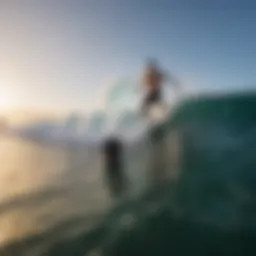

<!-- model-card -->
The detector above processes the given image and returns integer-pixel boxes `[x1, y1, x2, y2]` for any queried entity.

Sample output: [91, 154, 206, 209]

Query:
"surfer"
[141, 59, 180, 117]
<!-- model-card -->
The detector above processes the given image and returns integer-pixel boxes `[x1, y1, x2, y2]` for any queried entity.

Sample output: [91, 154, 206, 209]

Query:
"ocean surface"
[0, 92, 256, 256]
[0, 136, 149, 256]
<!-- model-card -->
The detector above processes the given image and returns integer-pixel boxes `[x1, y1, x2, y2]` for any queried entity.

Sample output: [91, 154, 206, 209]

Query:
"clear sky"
[0, 0, 256, 116]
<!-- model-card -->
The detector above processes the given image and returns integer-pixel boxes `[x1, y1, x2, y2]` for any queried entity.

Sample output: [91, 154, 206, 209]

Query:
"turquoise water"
[1, 92, 256, 255]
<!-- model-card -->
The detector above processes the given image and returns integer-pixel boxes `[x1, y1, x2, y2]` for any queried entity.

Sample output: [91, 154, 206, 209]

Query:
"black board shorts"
[103, 138, 123, 171]
[143, 90, 162, 108]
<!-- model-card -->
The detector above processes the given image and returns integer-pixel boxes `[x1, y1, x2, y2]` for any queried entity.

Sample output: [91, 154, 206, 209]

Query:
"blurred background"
[0, 1, 255, 255]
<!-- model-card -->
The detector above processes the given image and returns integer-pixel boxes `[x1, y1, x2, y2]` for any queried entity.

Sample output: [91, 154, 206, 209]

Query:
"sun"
[0, 88, 15, 109]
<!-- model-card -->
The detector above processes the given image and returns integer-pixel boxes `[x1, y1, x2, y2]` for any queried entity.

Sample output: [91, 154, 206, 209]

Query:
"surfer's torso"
[143, 68, 165, 92]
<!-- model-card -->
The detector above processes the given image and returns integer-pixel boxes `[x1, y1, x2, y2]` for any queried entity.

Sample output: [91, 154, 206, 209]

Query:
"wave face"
[66, 92, 256, 255]
[82, 92, 256, 256]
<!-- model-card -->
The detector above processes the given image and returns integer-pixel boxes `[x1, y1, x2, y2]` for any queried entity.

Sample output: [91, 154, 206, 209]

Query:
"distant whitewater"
[13, 110, 147, 146]
[12, 78, 182, 146]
